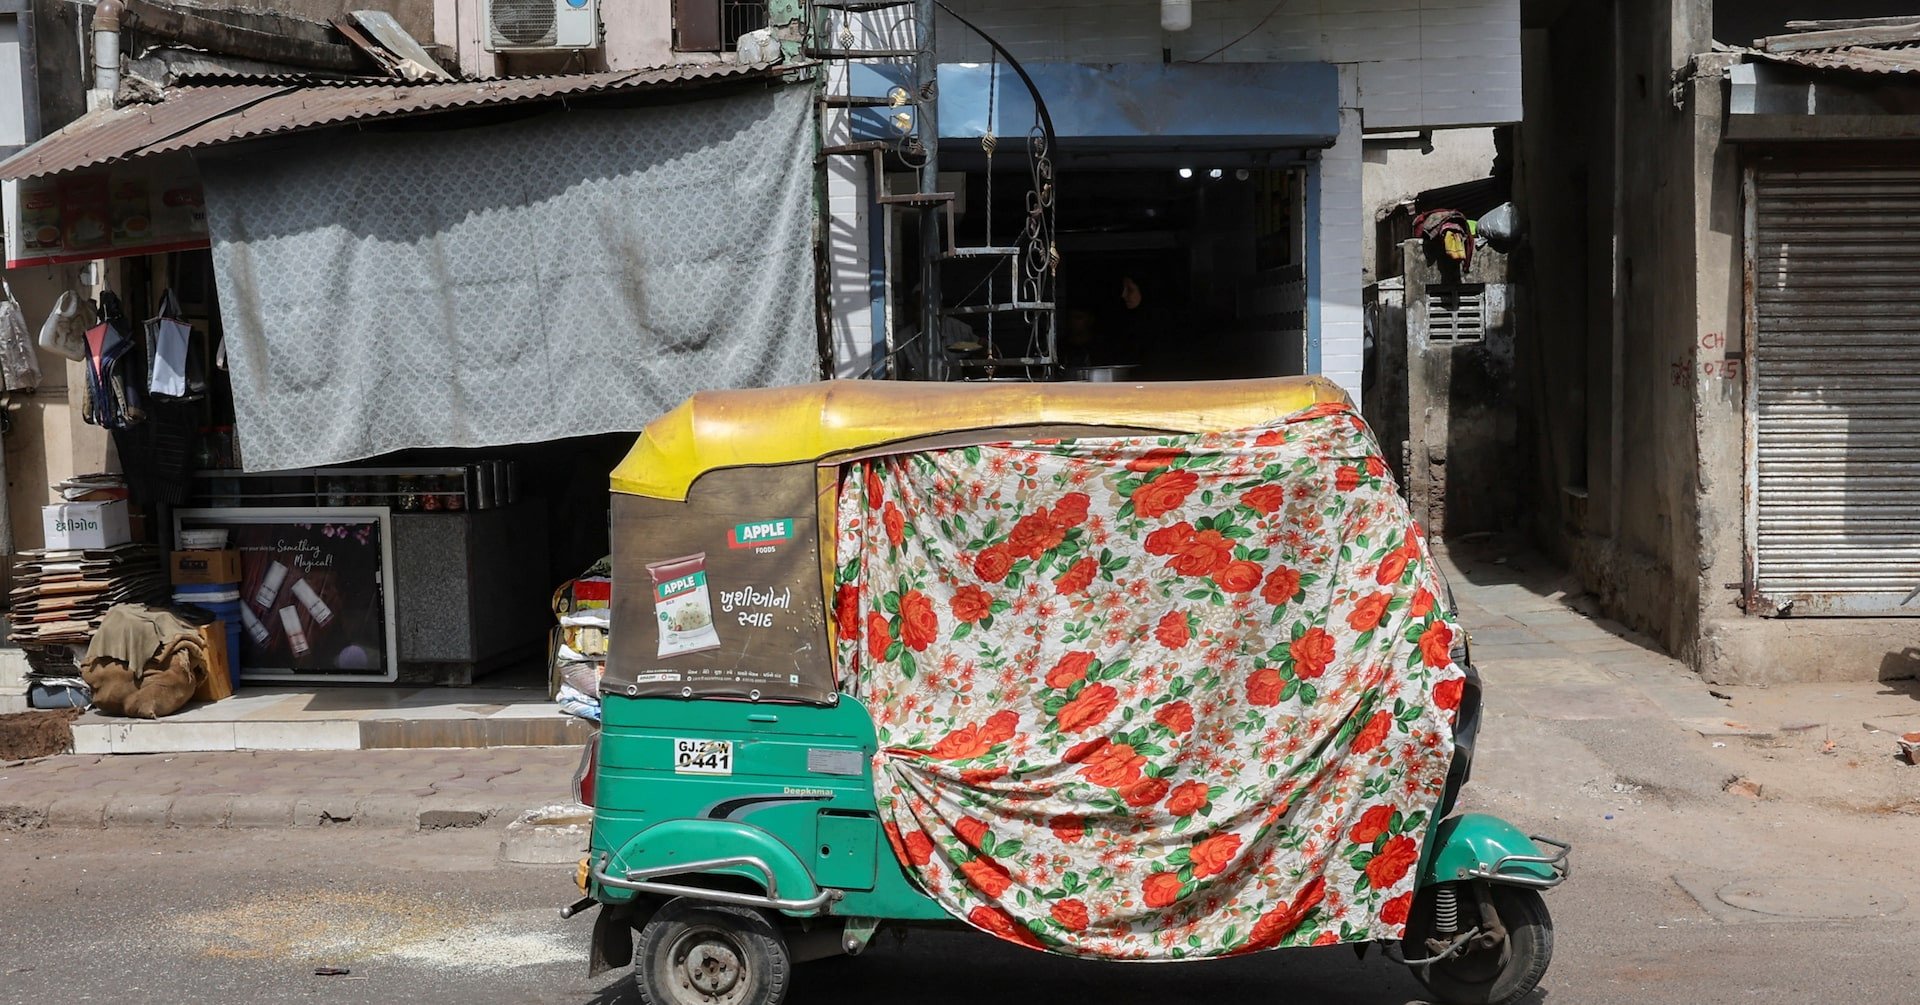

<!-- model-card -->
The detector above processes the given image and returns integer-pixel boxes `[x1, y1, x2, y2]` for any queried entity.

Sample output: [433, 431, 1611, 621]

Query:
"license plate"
[673, 738, 733, 775]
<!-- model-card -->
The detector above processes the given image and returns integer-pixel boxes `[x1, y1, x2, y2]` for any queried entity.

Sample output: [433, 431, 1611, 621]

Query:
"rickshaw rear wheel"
[1405, 883, 1553, 1005]
[634, 898, 791, 1005]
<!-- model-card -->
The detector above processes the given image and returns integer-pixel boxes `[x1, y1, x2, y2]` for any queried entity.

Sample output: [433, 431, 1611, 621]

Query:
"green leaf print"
[898, 650, 916, 678]
[883, 592, 901, 614]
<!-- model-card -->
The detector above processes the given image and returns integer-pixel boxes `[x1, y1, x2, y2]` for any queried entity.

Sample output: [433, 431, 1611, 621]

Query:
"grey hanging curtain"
[201, 83, 819, 471]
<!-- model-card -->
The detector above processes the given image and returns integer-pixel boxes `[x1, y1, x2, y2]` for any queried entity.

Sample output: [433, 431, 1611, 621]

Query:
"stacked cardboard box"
[8, 544, 168, 646]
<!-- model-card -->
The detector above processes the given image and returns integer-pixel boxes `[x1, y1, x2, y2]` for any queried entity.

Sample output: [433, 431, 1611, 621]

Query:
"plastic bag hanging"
[37, 291, 89, 361]
[0, 280, 43, 392]
[145, 288, 197, 400]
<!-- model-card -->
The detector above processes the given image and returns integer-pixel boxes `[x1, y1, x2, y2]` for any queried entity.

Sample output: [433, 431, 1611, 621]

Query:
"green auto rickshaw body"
[582, 377, 1568, 973]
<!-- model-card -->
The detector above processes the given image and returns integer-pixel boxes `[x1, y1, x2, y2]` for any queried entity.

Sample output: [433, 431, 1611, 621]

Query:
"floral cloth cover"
[832, 401, 1468, 960]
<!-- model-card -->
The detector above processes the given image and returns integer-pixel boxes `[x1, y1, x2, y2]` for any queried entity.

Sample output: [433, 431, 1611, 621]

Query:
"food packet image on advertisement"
[648, 553, 721, 658]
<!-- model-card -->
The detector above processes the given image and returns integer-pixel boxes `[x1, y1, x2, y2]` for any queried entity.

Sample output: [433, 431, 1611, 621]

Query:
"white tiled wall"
[936, 0, 1522, 131]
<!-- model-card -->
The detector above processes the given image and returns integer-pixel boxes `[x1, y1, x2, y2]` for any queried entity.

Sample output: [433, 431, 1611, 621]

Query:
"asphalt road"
[2, 815, 1917, 1005]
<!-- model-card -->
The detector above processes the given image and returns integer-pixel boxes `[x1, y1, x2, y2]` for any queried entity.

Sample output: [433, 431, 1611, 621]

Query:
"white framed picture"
[172, 507, 399, 683]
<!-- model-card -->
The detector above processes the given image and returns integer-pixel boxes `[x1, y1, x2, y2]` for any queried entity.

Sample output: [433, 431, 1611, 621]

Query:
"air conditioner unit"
[486, 0, 599, 51]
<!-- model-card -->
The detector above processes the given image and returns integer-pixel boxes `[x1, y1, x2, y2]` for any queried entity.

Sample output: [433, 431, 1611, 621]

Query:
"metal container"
[1065, 365, 1141, 383]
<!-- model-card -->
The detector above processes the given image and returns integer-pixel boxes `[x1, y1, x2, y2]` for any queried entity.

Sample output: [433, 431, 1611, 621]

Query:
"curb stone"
[167, 795, 234, 828]
[229, 794, 297, 828]
[46, 797, 106, 829]
[106, 794, 176, 828]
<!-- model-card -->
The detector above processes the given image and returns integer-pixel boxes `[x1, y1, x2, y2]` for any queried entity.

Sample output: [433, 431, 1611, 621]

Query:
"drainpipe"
[91, 0, 123, 108]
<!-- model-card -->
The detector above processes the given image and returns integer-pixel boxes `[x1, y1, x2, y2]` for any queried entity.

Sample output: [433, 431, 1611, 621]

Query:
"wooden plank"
[1761, 22, 1920, 53]
[120, 0, 366, 73]
[1785, 16, 1920, 32]
[349, 10, 453, 81]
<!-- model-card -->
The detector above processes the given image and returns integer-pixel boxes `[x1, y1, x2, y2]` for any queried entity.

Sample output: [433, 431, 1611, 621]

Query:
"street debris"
[314, 967, 351, 976]
[1899, 732, 1920, 765]
[1780, 721, 1820, 732]
[1820, 739, 1838, 755]
[1709, 690, 1733, 701]
[1724, 776, 1764, 799]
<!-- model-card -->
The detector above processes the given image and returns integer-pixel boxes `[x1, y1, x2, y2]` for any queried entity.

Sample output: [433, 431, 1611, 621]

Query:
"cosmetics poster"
[174, 508, 398, 682]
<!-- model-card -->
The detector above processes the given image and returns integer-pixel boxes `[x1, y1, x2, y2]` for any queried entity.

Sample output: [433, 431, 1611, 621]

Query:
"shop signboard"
[3, 154, 210, 268]
[173, 507, 399, 683]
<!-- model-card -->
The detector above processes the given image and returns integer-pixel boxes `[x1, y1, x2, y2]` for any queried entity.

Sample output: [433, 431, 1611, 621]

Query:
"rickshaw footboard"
[590, 854, 841, 913]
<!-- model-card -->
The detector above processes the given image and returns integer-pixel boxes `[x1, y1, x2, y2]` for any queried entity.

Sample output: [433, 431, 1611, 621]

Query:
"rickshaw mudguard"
[1419, 812, 1569, 889]
[598, 818, 825, 915]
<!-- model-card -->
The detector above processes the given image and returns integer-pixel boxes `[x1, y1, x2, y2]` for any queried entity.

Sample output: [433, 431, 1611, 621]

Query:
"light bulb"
[1177, 167, 1193, 179]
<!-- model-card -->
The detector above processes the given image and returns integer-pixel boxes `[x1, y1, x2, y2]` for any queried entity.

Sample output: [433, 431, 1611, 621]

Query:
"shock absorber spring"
[1433, 885, 1460, 935]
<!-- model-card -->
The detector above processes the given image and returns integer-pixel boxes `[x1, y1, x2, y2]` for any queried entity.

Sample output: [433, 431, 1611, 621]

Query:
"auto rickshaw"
[564, 376, 1568, 1005]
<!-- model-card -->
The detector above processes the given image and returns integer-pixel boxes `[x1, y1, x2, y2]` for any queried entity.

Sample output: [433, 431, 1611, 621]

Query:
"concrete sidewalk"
[0, 746, 579, 831]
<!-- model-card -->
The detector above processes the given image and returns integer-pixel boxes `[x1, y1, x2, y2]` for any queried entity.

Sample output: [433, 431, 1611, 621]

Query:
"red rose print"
[1346, 592, 1391, 632]
[961, 767, 1008, 785]
[1365, 835, 1419, 890]
[1380, 891, 1414, 927]
[1289, 627, 1336, 679]
[1142, 871, 1184, 909]
[974, 544, 1016, 583]
[1366, 455, 1388, 478]
[968, 906, 1044, 950]
[1154, 611, 1191, 649]
[1242, 484, 1287, 515]
[1335, 466, 1361, 492]
[1238, 876, 1326, 953]
[1009, 511, 1066, 559]
[1214, 560, 1264, 593]
[1246, 668, 1284, 706]
[882, 820, 904, 856]
[1254, 429, 1287, 447]
[1261, 566, 1302, 606]
[1313, 931, 1341, 947]
[929, 724, 990, 760]
[1128, 447, 1182, 472]
[982, 709, 1019, 743]
[1420, 621, 1454, 668]
[1167, 529, 1233, 577]
[950, 584, 994, 624]
[1078, 741, 1145, 788]
[955, 816, 990, 850]
[1051, 899, 1090, 932]
[865, 612, 892, 664]
[1145, 522, 1196, 555]
[1433, 676, 1465, 711]
[863, 465, 884, 510]
[1375, 548, 1411, 585]
[898, 590, 939, 652]
[1050, 814, 1086, 842]
[1166, 780, 1209, 816]
[1063, 737, 1108, 764]
[1133, 469, 1200, 519]
[883, 501, 905, 547]
[1348, 804, 1393, 845]
[835, 585, 861, 643]
[1052, 492, 1091, 528]
[1410, 587, 1436, 617]
[1054, 556, 1099, 595]
[960, 855, 1013, 897]
[1122, 776, 1170, 808]
[1350, 710, 1392, 754]
[1046, 651, 1095, 689]
[1154, 700, 1194, 735]
[1056, 683, 1120, 733]
[1190, 833, 1241, 878]
[902, 829, 934, 866]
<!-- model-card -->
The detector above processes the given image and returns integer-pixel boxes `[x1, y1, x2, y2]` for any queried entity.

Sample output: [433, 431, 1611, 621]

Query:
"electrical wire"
[1186, 0, 1296, 63]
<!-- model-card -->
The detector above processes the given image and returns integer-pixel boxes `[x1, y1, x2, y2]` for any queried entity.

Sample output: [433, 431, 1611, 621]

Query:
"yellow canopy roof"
[612, 377, 1351, 500]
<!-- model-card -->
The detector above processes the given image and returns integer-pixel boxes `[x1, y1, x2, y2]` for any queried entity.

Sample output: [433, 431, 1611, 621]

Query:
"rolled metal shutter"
[1753, 166, 1920, 616]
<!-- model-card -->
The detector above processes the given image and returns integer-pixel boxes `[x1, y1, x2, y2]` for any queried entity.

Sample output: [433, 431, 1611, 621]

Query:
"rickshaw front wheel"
[635, 898, 791, 1005]
[1406, 883, 1553, 1005]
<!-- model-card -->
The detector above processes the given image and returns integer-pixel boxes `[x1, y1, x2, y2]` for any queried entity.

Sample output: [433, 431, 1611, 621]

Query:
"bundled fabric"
[833, 401, 1465, 960]
[81, 604, 208, 719]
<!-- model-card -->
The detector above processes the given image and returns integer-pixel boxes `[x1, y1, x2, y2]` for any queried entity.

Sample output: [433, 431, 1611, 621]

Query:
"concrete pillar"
[1315, 70, 1365, 399]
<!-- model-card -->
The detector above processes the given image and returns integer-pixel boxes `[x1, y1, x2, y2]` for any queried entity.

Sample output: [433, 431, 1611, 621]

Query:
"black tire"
[633, 898, 791, 1005]
[1406, 883, 1554, 1005]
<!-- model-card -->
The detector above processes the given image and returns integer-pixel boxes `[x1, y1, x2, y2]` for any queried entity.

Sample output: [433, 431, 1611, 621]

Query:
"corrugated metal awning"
[0, 62, 802, 182]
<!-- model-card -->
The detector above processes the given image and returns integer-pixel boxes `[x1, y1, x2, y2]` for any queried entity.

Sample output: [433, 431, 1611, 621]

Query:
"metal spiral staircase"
[806, 0, 1058, 379]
